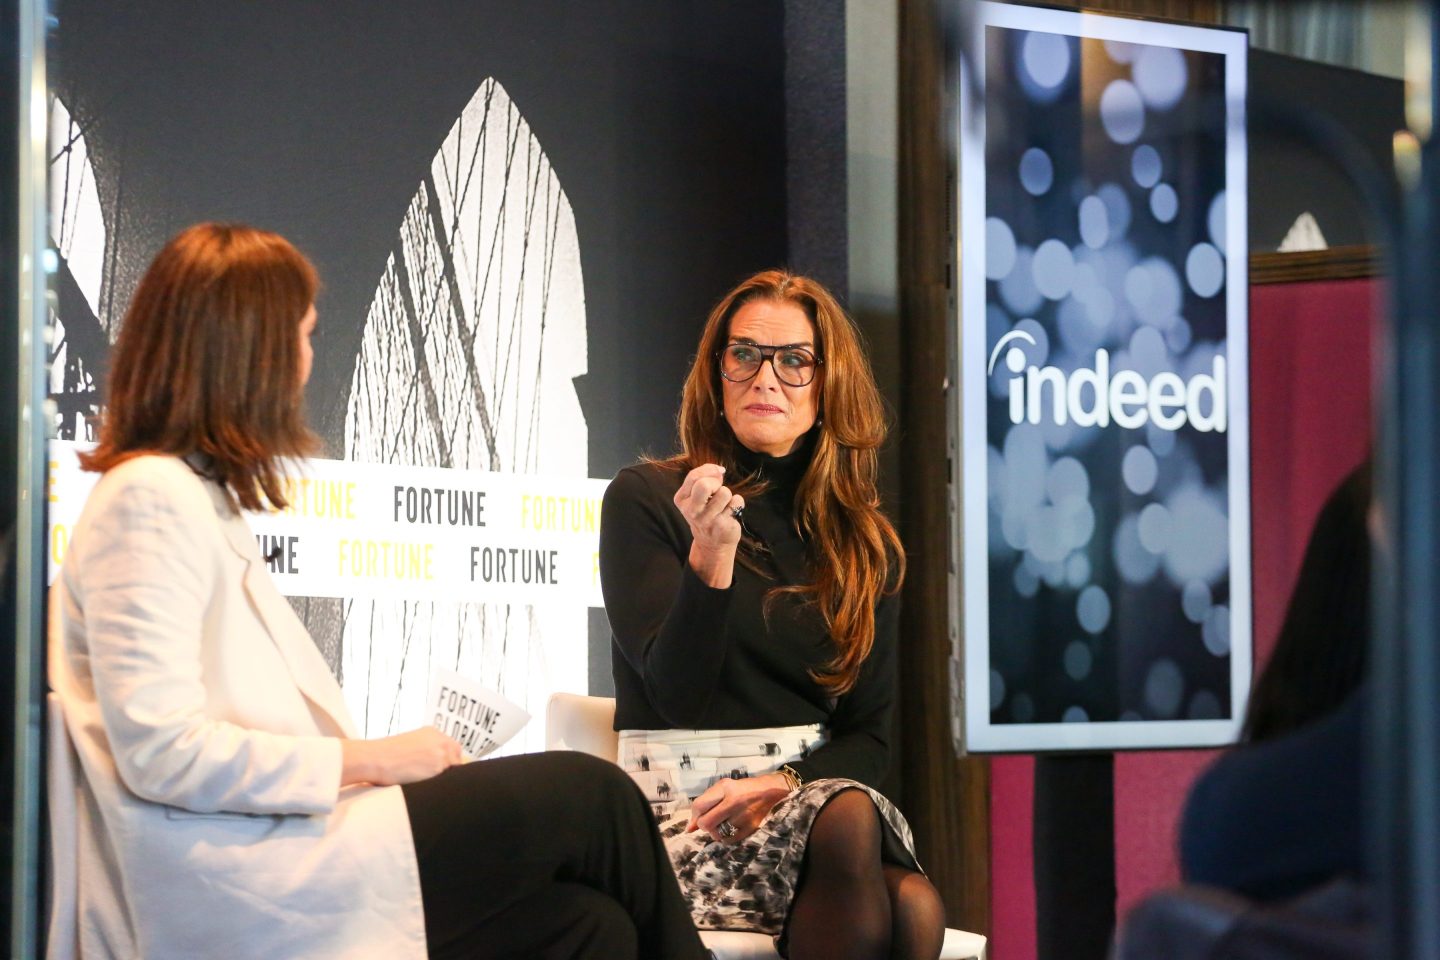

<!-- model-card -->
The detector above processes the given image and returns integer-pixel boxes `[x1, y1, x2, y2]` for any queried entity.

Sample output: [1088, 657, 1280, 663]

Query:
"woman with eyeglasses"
[48, 223, 709, 960]
[599, 271, 944, 959]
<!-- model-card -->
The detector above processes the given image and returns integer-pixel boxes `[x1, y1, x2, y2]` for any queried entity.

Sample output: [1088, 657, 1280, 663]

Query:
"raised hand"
[674, 463, 745, 588]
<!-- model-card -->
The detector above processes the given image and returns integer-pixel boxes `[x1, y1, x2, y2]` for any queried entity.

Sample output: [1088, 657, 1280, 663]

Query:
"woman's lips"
[744, 404, 783, 415]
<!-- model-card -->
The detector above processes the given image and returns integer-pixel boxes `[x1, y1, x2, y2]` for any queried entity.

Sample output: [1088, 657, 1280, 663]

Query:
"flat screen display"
[956, 1, 1250, 751]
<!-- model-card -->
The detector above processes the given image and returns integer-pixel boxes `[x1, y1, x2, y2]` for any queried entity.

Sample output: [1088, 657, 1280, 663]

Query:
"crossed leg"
[884, 864, 946, 960]
[785, 788, 946, 960]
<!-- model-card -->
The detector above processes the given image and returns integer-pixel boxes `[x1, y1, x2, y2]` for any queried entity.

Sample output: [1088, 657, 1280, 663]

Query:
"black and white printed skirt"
[617, 725, 923, 946]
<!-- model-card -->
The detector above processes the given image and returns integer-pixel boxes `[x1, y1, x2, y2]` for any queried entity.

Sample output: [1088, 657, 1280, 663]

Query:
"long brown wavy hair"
[80, 223, 319, 511]
[669, 269, 904, 694]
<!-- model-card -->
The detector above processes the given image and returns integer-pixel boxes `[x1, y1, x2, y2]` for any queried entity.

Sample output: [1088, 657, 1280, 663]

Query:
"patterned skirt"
[618, 725, 923, 945]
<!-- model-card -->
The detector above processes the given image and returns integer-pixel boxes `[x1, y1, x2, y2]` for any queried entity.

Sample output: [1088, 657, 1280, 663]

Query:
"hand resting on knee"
[341, 727, 463, 786]
[687, 773, 793, 842]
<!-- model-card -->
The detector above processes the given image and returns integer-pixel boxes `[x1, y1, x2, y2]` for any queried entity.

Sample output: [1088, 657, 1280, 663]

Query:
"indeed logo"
[987, 331, 1227, 433]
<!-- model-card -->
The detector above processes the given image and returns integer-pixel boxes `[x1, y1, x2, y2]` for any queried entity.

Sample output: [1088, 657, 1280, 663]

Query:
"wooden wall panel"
[897, 0, 992, 938]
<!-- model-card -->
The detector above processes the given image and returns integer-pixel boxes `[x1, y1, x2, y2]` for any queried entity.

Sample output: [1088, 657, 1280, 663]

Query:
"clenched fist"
[675, 463, 745, 588]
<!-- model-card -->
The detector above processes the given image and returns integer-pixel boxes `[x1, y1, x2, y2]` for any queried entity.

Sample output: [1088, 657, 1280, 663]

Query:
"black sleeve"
[599, 466, 733, 727]
[785, 588, 900, 788]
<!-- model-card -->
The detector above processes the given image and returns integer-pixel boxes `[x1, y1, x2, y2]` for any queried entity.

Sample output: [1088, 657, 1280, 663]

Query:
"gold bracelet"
[778, 764, 804, 792]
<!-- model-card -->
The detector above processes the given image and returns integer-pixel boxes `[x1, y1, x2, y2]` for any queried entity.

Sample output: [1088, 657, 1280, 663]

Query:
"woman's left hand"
[687, 772, 793, 843]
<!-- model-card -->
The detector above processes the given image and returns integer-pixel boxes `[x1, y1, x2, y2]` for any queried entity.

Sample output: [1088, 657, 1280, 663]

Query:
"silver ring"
[716, 819, 737, 839]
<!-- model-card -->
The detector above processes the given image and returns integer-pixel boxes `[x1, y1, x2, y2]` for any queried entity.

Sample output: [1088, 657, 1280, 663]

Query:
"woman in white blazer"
[48, 223, 707, 960]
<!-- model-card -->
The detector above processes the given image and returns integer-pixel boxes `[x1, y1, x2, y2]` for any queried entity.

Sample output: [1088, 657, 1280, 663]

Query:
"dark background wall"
[51, 0, 807, 473]
[51, 0, 850, 696]
[1248, 50, 1404, 251]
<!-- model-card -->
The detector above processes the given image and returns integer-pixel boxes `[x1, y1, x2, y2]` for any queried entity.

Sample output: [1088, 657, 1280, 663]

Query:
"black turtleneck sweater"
[598, 439, 899, 788]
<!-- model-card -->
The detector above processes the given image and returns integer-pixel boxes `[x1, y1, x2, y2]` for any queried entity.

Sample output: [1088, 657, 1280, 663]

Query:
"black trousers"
[402, 750, 707, 960]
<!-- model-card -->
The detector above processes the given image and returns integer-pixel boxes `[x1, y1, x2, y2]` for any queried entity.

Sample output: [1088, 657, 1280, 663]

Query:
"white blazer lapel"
[204, 483, 360, 739]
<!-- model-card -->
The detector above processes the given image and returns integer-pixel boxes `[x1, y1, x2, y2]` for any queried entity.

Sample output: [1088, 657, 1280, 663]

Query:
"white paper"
[429, 670, 530, 759]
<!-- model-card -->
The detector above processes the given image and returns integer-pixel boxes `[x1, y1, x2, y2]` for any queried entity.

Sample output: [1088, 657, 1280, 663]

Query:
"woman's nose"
[751, 359, 782, 389]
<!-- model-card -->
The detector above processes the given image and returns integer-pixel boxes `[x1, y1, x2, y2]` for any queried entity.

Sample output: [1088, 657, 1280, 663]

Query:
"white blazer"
[48, 455, 427, 960]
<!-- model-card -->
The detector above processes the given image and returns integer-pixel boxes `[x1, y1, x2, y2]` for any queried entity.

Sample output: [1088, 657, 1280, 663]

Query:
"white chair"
[545, 693, 988, 960]
[46, 692, 79, 960]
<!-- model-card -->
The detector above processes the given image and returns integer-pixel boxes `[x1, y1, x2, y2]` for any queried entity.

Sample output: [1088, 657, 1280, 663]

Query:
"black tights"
[785, 789, 947, 960]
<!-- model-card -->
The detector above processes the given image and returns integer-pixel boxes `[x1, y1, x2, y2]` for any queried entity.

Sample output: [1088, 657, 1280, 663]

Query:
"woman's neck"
[733, 431, 815, 505]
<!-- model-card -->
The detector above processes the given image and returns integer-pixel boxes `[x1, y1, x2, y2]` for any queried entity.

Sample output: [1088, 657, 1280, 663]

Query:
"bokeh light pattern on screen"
[980, 23, 1236, 730]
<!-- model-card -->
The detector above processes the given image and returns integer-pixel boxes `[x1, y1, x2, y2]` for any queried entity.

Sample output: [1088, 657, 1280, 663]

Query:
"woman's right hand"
[675, 463, 744, 588]
[340, 727, 463, 787]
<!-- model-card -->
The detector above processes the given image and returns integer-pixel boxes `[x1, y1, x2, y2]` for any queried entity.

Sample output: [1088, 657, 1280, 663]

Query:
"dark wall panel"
[1249, 50, 1403, 251]
[51, 0, 794, 477]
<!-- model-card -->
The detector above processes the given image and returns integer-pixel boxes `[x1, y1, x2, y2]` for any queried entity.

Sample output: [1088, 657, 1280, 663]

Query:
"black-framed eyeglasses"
[717, 342, 822, 387]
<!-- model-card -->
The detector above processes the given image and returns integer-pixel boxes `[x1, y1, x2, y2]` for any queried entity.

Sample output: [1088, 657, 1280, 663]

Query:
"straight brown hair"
[669, 269, 905, 695]
[81, 223, 319, 510]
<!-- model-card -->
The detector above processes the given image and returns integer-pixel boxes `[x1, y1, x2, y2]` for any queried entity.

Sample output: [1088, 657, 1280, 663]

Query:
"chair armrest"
[544, 693, 620, 761]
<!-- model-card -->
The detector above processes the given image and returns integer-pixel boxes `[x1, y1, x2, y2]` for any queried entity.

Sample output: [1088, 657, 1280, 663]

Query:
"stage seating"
[545, 692, 989, 960]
